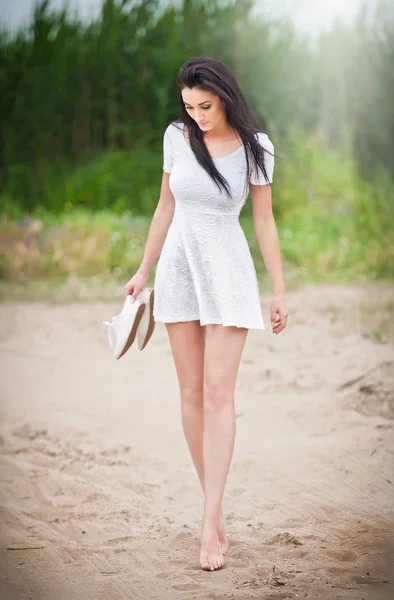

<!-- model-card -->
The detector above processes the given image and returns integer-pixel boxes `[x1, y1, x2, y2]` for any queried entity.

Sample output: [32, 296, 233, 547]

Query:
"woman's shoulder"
[255, 131, 274, 152]
[164, 121, 185, 142]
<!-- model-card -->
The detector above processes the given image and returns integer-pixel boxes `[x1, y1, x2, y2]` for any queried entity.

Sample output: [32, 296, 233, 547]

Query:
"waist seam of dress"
[174, 209, 240, 217]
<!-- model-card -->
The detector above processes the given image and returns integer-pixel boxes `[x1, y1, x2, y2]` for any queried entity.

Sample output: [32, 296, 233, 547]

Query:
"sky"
[0, 0, 373, 34]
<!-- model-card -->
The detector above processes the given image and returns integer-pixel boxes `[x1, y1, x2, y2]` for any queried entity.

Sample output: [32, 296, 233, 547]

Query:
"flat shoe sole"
[139, 289, 155, 351]
[117, 303, 145, 359]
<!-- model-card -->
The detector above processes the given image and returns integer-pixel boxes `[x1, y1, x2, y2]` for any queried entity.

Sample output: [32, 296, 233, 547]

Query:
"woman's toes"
[200, 553, 209, 570]
[200, 532, 224, 571]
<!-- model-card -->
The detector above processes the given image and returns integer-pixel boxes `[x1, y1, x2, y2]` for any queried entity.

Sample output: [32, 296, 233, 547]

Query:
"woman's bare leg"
[165, 322, 205, 497]
[200, 324, 248, 571]
[165, 322, 229, 553]
[165, 321, 246, 570]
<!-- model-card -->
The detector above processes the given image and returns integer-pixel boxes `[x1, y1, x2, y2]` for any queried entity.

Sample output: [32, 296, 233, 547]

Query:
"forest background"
[0, 0, 393, 298]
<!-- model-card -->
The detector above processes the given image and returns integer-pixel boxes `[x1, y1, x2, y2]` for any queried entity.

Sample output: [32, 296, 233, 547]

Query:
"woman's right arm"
[124, 172, 175, 300]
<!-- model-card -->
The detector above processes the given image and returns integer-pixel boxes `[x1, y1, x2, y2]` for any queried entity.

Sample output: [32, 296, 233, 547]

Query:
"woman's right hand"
[124, 270, 148, 302]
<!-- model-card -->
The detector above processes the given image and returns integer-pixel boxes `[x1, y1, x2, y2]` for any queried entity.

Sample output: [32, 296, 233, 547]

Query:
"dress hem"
[154, 314, 266, 330]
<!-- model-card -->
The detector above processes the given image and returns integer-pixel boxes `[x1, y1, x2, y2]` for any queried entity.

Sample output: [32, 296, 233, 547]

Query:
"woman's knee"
[181, 383, 203, 406]
[203, 383, 233, 412]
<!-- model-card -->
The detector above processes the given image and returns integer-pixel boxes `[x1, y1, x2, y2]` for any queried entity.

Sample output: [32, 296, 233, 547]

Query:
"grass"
[0, 203, 392, 302]
[0, 131, 393, 301]
[0, 209, 147, 283]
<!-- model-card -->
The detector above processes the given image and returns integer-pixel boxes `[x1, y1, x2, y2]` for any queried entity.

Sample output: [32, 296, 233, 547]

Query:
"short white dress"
[153, 122, 275, 329]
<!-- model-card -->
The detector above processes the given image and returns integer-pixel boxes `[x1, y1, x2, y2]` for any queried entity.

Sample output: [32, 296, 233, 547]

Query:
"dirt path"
[0, 284, 393, 600]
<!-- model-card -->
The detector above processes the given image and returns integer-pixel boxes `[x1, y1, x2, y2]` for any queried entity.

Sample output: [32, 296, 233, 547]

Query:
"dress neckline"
[180, 123, 244, 161]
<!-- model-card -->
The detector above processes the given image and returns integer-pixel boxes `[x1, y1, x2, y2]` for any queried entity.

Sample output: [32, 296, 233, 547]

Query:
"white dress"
[153, 122, 275, 329]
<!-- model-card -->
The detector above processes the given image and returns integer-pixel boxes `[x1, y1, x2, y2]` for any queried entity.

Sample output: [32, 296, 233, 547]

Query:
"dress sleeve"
[163, 127, 173, 173]
[249, 132, 274, 185]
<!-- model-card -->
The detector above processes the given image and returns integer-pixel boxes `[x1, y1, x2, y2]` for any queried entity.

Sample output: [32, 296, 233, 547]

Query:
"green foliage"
[1, 0, 256, 208]
[241, 129, 394, 282]
[1, 0, 394, 212]
[0, 0, 393, 289]
[1, 130, 393, 285]
[0, 208, 148, 282]
[1, 144, 162, 214]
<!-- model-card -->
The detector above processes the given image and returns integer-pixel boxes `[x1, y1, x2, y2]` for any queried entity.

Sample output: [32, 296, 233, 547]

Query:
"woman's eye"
[202, 106, 211, 110]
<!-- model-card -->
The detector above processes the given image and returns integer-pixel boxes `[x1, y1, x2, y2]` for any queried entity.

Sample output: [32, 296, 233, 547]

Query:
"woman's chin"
[199, 123, 213, 131]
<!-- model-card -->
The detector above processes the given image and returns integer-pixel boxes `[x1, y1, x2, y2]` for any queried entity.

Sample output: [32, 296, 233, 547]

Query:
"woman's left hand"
[270, 292, 288, 335]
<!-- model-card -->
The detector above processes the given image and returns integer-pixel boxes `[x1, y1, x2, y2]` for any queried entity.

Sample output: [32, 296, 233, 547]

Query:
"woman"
[124, 56, 288, 572]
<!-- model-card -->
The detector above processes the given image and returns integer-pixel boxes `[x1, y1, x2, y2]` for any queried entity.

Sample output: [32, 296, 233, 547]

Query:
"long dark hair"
[175, 56, 273, 196]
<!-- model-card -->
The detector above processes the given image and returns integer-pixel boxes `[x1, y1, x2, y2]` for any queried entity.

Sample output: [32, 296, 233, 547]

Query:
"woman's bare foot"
[200, 526, 224, 571]
[219, 508, 230, 554]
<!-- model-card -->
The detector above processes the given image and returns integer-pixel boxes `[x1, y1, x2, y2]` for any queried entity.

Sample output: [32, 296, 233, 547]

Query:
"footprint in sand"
[184, 564, 202, 571]
[226, 558, 250, 568]
[266, 532, 303, 546]
[156, 571, 172, 579]
[58, 547, 87, 566]
[172, 582, 202, 591]
[338, 361, 394, 419]
[326, 548, 358, 562]
[12, 424, 49, 441]
[168, 530, 194, 547]
[106, 535, 135, 545]
[228, 487, 247, 499]
[261, 594, 295, 600]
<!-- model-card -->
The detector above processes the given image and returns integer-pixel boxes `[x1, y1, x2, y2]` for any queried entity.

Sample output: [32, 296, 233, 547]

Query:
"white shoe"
[103, 296, 145, 359]
[135, 288, 155, 351]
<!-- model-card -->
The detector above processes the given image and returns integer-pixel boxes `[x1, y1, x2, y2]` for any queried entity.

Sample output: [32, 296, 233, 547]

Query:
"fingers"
[271, 312, 280, 329]
[130, 287, 142, 302]
[270, 307, 278, 327]
[124, 281, 139, 299]
[124, 283, 134, 297]
[271, 309, 288, 335]
[125, 281, 144, 302]
[124, 270, 149, 299]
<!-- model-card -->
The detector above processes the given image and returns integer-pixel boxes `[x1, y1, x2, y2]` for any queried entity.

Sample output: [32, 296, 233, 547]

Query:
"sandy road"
[0, 284, 393, 599]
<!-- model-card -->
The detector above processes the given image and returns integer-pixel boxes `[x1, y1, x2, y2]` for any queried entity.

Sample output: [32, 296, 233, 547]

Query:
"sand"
[0, 283, 393, 600]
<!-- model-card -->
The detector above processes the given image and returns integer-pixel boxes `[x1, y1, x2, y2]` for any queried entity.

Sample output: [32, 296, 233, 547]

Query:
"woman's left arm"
[250, 183, 288, 334]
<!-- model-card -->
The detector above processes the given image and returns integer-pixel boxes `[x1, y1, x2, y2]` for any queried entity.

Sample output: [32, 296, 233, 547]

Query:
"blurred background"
[2, 6, 394, 599]
[0, 0, 393, 298]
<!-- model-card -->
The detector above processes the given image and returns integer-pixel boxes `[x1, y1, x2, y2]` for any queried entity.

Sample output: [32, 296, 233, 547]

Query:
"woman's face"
[181, 87, 225, 132]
